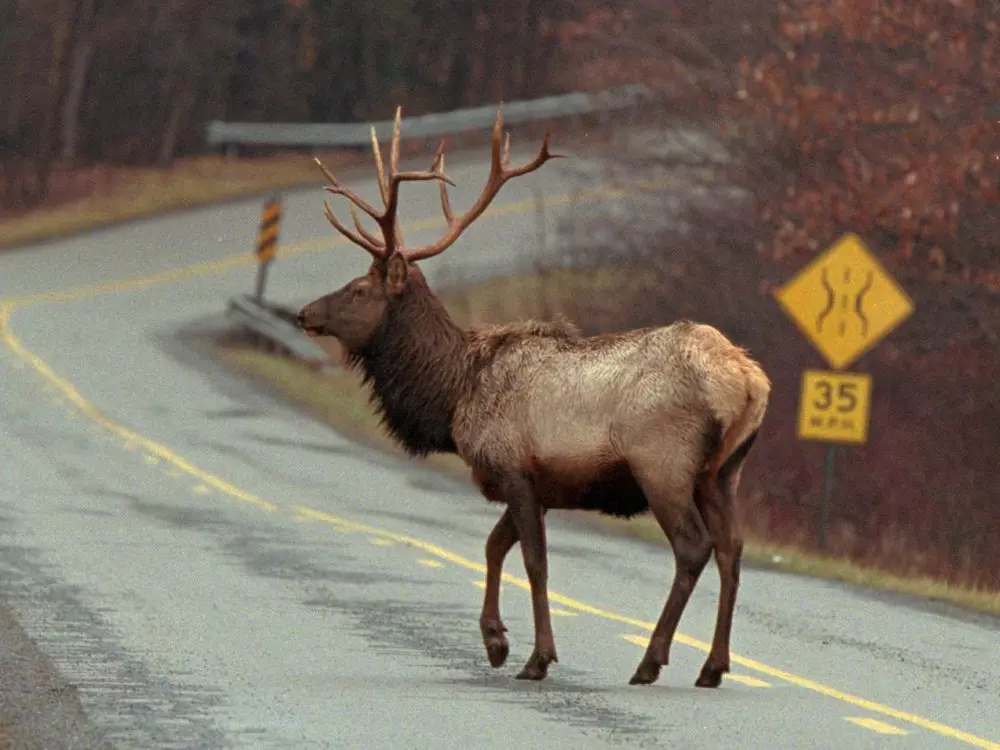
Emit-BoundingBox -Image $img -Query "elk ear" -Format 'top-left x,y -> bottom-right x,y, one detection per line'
385,252 -> 408,296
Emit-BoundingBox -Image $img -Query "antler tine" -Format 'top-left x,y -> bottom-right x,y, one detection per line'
377,123 -> 457,253
349,204 -> 384,249
502,129 -> 562,179
369,125 -> 390,205
389,107 -> 404,248
390,106 -> 401,180
488,102 -> 506,175
323,200 -> 383,259
314,156 -> 384,222
315,110 -> 458,259
314,155 -> 338,185
367,113 -> 406,248
316,156 -> 388,258
404,105 -> 564,263
430,140 -> 454,223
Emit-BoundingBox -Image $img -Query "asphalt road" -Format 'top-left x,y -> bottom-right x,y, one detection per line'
1,139 -> 997,750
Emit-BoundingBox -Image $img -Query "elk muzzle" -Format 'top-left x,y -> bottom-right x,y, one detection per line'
297,302 -> 324,336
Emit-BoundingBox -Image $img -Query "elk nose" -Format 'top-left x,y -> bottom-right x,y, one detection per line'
296,311 -> 308,329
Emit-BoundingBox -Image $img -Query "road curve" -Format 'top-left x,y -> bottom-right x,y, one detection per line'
1,142 -> 998,750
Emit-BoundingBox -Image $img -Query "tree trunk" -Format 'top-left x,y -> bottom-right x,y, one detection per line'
159,74 -> 197,165
359,6 -> 378,116
59,0 -> 98,163
37,0 -> 76,199
521,0 -> 543,97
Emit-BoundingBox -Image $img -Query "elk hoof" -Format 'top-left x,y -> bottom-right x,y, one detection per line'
480,620 -> 509,668
628,658 -> 662,686
695,661 -> 727,688
484,637 -> 510,668
516,648 -> 556,681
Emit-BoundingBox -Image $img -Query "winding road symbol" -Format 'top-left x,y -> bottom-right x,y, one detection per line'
816,264 -> 874,338
776,233 -> 914,370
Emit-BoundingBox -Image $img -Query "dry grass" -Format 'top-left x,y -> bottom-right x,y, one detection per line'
0,150 -> 363,251
212,271 -> 1000,619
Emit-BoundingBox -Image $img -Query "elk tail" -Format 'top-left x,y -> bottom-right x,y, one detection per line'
717,429 -> 758,489
706,383 -> 767,487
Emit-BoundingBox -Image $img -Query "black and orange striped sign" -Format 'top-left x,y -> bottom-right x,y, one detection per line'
256,197 -> 282,262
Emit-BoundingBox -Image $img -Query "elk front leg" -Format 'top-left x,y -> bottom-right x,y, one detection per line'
502,474 -> 557,680
480,508 -> 517,668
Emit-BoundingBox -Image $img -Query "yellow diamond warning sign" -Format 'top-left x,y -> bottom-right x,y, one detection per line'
797,370 -> 872,445
775,233 -> 914,370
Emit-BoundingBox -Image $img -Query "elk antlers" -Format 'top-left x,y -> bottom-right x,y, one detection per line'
315,105 -> 562,262
314,107 -> 452,260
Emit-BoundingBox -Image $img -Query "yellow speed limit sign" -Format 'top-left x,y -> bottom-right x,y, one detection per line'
797,370 -> 872,445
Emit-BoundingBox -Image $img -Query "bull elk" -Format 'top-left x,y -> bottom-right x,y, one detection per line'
297,106 -> 771,688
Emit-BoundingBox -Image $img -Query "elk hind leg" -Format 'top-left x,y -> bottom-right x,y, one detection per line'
480,508 -> 517,668
695,430 -> 758,688
628,448 -> 713,686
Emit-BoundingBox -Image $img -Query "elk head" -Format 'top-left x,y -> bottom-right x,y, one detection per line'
297,105 -> 562,353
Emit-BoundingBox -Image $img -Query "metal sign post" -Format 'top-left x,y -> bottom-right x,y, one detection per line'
775,233 -> 914,551
796,369 -> 873,550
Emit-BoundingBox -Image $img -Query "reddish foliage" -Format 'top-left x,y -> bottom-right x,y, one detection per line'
726,0 -> 999,288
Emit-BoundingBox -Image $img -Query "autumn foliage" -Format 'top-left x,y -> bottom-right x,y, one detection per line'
728,0 -> 999,290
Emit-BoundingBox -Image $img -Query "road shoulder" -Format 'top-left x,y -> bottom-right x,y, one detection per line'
0,598 -> 111,750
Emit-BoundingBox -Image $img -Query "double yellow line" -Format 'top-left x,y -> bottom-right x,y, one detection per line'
1,183 -> 997,750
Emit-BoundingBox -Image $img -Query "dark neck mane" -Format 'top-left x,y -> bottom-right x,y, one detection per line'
349,279 -> 469,457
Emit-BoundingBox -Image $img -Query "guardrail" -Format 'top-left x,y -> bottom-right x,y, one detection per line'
225,293 -> 335,371
205,85 -> 652,149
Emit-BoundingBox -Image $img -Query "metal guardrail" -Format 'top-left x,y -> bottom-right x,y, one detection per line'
226,293 -> 335,370
205,85 -> 652,149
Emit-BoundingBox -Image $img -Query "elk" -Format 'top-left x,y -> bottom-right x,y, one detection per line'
297,106 -> 770,688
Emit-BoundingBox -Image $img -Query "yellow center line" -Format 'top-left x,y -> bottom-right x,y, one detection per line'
290,508 -> 992,748
551,608 -> 578,617
0,303 -> 276,513
845,717 -> 909,736
0,182 -> 997,750
727,674 -> 772,688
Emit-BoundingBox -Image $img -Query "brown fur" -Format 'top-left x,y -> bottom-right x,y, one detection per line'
298,107 -> 771,687
349,269 -> 468,456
